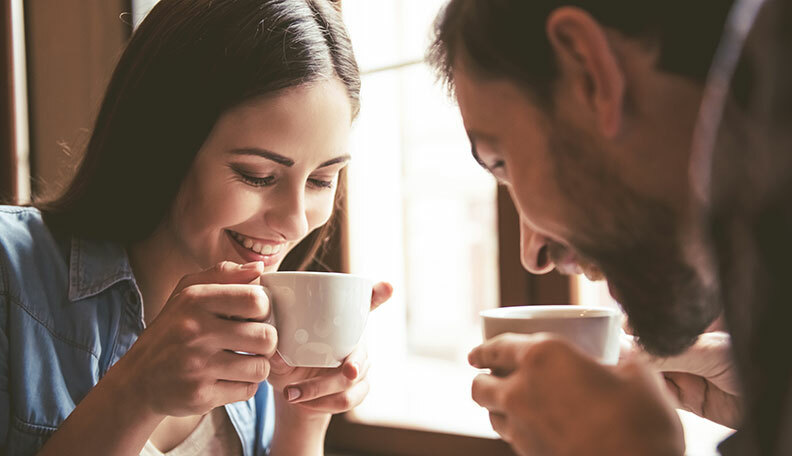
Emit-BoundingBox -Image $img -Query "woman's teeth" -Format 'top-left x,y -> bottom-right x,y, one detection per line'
230,231 -> 283,255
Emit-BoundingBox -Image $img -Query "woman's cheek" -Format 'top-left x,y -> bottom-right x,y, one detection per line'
216,192 -> 263,223
306,193 -> 336,230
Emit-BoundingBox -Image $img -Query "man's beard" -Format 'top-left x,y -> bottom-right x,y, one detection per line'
546,121 -> 721,357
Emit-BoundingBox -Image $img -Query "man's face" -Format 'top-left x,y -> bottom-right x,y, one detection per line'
453,64 -> 719,356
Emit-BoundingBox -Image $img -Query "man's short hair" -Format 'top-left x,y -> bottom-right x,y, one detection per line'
428,0 -> 734,104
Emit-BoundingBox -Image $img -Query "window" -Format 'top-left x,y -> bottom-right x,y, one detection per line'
342,0 -> 501,439
132,0 -> 159,28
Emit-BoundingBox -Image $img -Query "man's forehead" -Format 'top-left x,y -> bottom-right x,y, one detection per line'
452,63 -> 539,123
452,62 -> 542,128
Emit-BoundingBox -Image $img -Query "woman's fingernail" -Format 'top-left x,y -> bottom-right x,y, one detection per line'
286,387 -> 301,402
240,261 -> 263,270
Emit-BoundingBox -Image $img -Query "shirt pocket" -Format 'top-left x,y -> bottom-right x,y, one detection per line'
4,416 -> 57,456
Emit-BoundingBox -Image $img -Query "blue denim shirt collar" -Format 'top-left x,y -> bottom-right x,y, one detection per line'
67,237 -> 135,302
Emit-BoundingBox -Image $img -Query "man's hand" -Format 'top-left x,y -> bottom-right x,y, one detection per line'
469,333 -> 685,456
621,331 -> 741,428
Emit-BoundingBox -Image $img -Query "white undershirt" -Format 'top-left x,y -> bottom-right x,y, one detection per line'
139,408 -> 242,456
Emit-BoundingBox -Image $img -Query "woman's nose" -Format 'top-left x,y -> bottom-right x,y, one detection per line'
520,222 -> 556,274
265,183 -> 309,241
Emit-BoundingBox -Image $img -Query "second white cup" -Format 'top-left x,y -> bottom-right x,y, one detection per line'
480,305 -> 622,365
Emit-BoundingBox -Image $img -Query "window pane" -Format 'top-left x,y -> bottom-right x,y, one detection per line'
131,0 -> 159,28
344,0 -> 500,437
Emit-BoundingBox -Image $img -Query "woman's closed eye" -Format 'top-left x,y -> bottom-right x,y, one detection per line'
308,175 -> 336,190
232,165 -> 276,188
231,164 -> 337,190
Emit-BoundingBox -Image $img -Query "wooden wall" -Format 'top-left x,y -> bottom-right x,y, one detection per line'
23,0 -> 130,200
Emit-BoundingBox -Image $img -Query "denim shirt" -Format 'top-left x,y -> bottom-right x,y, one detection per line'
0,206 -> 274,456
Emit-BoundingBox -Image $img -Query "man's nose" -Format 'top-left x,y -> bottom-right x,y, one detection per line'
265,182 -> 309,241
520,223 -> 555,274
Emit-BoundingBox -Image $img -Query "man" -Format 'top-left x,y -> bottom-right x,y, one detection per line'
428,0 -> 787,454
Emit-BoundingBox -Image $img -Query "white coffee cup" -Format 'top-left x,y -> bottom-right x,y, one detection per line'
480,305 -> 622,365
259,272 -> 373,368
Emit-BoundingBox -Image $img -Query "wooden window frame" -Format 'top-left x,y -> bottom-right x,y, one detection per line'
1,0 -> 17,203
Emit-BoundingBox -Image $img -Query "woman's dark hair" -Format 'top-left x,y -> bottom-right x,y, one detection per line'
428,0 -> 733,105
38,0 -> 359,270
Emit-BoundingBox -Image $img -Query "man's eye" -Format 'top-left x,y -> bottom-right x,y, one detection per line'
489,160 -> 507,178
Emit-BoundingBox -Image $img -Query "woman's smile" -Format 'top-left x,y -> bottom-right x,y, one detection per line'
226,229 -> 288,266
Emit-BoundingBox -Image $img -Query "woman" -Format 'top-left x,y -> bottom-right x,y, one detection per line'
0,0 -> 391,454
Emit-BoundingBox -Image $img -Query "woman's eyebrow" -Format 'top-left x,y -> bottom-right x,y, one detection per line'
229,148 -> 294,167
317,155 -> 351,169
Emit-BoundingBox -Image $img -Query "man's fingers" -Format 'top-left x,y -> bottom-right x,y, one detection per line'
471,373 -> 506,412
626,332 -> 739,395
370,282 -> 393,311
469,333 -> 549,372
489,412 -> 511,442
174,261 -> 264,293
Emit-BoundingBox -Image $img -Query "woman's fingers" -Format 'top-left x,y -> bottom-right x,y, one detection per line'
370,281 -> 393,311
180,283 -> 270,321
268,352 -> 295,376
340,344 -> 368,380
209,318 -> 277,356
285,359 -> 370,404
292,378 -> 371,414
173,261 -> 264,293
209,350 -> 272,383
211,380 -> 260,406
284,370 -> 354,404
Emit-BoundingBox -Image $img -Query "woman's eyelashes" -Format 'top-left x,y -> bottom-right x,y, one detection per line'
231,165 -> 335,190
238,173 -> 276,187
308,177 -> 335,189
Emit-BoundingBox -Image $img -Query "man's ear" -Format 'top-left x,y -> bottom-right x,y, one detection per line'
546,7 -> 625,138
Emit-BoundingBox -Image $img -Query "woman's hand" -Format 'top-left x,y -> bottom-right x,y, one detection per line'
267,282 -> 393,415
112,261 -> 277,418
621,331 -> 741,428
266,282 -> 392,456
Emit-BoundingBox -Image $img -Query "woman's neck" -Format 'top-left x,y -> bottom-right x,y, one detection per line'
127,226 -> 197,325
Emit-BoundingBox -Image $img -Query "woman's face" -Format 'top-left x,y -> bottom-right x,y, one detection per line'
168,78 -> 352,272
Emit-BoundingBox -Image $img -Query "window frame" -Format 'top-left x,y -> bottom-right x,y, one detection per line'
1,0 -> 18,203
